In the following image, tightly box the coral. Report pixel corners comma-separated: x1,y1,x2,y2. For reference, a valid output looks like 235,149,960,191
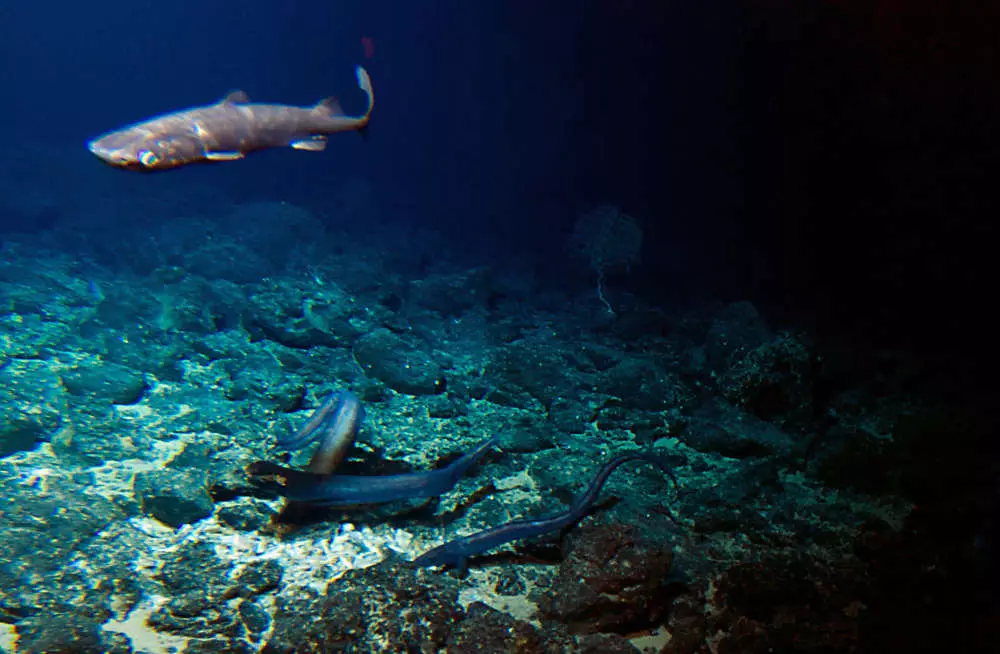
569,205,643,314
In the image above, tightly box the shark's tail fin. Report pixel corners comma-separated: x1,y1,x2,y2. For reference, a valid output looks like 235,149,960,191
355,66,374,122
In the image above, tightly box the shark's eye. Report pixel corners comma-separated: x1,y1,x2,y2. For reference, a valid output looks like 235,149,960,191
138,150,159,167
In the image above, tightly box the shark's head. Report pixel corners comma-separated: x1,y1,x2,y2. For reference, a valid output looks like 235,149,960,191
88,123,202,171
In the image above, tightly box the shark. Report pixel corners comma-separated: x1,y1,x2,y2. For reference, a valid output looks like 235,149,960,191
88,65,373,171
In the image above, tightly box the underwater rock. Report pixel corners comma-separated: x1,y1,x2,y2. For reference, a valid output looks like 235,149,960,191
0,473,121,577
133,468,214,528
704,300,773,371
426,392,469,419
679,398,797,459
247,281,360,349
14,610,126,654
408,267,494,317
264,560,462,652
216,499,274,532
183,242,271,284
50,411,153,466
0,415,47,456
483,341,589,409
601,358,693,411
223,361,306,413
0,364,65,455
352,327,445,395
537,524,675,635
60,361,148,405
444,601,576,653
717,330,816,428
548,396,591,434
144,552,281,646
705,554,867,652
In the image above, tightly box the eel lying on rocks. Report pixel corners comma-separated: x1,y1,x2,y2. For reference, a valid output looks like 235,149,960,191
247,388,497,507
247,388,678,573
247,436,498,507
413,453,678,573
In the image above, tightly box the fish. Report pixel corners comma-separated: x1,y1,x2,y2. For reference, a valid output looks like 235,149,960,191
87,65,373,171
412,452,679,573
275,389,366,476
246,436,500,507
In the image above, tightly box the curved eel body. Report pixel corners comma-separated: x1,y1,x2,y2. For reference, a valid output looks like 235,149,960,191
248,435,498,506
277,390,365,475
413,453,676,571
248,387,498,507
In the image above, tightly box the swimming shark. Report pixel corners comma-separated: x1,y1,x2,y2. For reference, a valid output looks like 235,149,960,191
88,65,373,171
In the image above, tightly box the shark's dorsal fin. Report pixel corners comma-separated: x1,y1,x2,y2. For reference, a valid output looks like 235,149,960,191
221,90,250,105
313,96,344,117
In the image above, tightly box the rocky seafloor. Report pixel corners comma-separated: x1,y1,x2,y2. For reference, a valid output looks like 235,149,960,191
0,200,991,653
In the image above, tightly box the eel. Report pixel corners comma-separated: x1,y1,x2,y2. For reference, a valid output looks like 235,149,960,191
275,389,365,475
250,387,498,506
412,452,677,572
247,435,499,507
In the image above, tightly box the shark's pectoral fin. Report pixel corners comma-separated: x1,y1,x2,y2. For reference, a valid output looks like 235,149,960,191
204,151,245,161
290,136,328,151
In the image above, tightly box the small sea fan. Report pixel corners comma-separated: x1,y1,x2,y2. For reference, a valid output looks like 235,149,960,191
569,205,643,313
